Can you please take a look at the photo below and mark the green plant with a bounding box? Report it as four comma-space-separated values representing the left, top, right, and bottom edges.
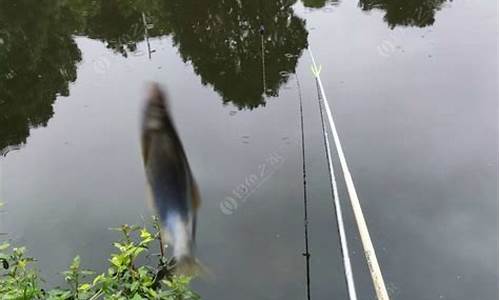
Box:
0, 244, 43, 299
0, 221, 200, 300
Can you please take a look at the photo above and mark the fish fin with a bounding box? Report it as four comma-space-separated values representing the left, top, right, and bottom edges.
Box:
145, 183, 155, 211
191, 178, 201, 210
141, 130, 151, 165
191, 176, 201, 243
192, 213, 197, 245
160, 228, 173, 247
173, 256, 210, 278
190, 178, 200, 243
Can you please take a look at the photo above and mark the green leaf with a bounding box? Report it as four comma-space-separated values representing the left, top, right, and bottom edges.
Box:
70, 255, 81, 270
130, 280, 140, 292
140, 228, 152, 240
0, 242, 10, 251
130, 293, 144, 300
78, 283, 91, 291
81, 270, 95, 276
93, 274, 105, 285
110, 255, 123, 267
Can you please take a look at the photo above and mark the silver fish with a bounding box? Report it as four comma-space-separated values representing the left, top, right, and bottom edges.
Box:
141, 83, 201, 275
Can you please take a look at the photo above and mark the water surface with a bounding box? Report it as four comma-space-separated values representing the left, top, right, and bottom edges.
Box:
0, 0, 497, 299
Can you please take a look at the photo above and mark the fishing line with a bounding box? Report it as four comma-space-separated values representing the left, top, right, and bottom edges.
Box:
314, 78, 357, 300
296, 74, 311, 300
308, 47, 390, 300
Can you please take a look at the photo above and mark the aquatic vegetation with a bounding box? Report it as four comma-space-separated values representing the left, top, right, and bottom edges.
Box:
0, 222, 200, 300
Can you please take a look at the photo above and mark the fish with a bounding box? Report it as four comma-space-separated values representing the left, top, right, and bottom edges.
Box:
141, 83, 202, 275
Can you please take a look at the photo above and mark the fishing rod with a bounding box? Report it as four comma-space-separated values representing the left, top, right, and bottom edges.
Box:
296, 74, 312, 300
314, 77, 358, 300
308, 48, 390, 300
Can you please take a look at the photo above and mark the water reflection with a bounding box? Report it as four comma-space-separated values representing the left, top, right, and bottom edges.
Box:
76, 0, 448, 111
358, 0, 447, 28
302, 0, 339, 9
80, 0, 170, 57
0, 0, 448, 154
164, 0, 308, 109
0, 0, 82, 155
68, 0, 309, 109
0, 0, 310, 155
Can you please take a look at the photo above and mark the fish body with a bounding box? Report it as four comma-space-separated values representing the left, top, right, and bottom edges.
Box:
141, 84, 201, 274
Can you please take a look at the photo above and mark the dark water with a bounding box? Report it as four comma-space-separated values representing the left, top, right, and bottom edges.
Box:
0, 0, 497, 299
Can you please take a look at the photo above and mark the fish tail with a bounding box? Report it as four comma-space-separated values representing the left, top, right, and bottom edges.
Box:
173, 255, 208, 277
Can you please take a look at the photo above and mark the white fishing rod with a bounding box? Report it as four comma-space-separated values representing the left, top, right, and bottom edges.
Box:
313, 77, 357, 300
308, 48, 390, 300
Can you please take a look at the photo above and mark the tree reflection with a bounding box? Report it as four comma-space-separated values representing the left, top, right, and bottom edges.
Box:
0, 0, 310, 155
0, 0, 449, 155
78, 0, 309, 109
0, 0, 173, 155
358, 0, 447, 28
0, 0, 82, 155
163, 0, 308, 109
302, 0, 339, 9
79, 0, 170, 57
